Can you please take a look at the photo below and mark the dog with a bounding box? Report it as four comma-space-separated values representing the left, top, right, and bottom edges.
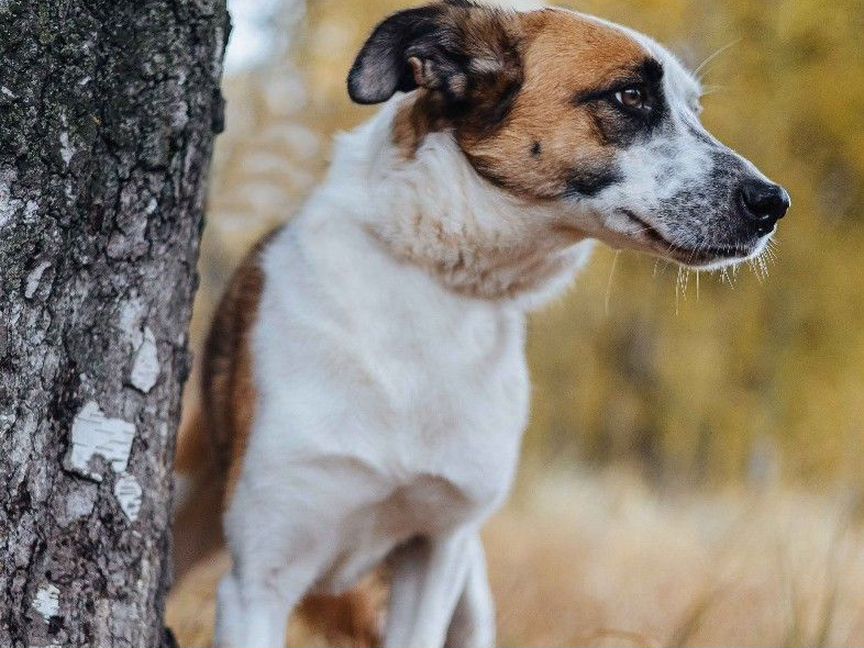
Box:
173, 2, 790, 646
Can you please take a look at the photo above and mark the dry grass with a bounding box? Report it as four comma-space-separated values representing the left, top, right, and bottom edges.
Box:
167, 468, 864, 647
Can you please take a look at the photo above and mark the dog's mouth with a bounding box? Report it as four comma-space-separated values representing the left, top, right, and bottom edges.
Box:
618, 209, 765, 269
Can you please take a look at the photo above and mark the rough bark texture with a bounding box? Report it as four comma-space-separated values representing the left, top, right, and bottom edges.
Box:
0, 1, 228, 646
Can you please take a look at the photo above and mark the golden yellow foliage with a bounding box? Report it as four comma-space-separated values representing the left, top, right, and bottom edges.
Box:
172, 2, 864, 644
195, 0, 864, 490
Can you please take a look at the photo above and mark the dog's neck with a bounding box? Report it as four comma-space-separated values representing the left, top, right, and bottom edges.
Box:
321, 96, 594, 309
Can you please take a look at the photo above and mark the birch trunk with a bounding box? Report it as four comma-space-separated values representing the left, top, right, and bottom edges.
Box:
0, 1, 228, 645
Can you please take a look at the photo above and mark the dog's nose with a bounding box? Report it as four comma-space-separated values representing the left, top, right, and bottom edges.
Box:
738, 179, 791, 235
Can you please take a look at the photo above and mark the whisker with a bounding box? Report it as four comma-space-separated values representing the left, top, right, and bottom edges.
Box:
747, 258, 764, 284
605, 250, 621, 316
694, 39, 741, 79
766, 238, 780, 264
758, 250, 771, 279
700, 84, 727, 97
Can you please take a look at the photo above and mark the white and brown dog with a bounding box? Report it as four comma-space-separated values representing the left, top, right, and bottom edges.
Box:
174, 2, 790, 647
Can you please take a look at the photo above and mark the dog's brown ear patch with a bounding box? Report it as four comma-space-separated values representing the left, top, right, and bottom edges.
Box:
348, 1, 522, 110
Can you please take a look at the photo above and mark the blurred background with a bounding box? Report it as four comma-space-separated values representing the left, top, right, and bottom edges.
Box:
168, 0, 864, 645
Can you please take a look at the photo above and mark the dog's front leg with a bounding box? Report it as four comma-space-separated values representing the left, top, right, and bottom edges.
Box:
214, 557, 320, 648
384, 531, 474, 648
445, 534, 495, 648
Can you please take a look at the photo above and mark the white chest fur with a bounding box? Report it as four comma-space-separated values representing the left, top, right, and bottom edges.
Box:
222, 98, 593, 602
227, 217, 532, 593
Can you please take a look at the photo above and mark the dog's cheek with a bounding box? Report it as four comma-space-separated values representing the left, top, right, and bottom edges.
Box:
567, 160, 625, 198
460, 113, 618, 202
613, 132, 709, 211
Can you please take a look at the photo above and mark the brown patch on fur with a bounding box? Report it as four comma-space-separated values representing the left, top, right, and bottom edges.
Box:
393, 92, 441, 158
390, 3, 525, 158
392, 8, 648, 198
173, 232, 279, 582
173, 405, 225, 581
200, 230, 278, 502
458, 10, 645, 199
174, 397, 211, 477
300, 584, 385, 648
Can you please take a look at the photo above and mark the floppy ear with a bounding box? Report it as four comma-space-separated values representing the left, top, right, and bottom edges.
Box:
347, 1, 521, 107
348, 4, 448, 105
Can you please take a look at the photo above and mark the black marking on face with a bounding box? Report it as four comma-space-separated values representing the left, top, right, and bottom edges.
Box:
563, 165, 621, 198
642, 58, 664, 85
575, 58, 669, 147
531, 141, 542, 158
459, 73, 524, 139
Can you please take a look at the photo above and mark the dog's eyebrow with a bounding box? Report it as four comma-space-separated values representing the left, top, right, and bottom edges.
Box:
572, 58, 665, 105
641, 58, 664, 83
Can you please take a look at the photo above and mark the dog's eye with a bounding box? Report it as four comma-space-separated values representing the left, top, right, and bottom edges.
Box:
614, 86, 653, 114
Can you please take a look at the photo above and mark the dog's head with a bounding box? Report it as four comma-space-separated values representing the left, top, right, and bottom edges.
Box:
348, 0, 789, 269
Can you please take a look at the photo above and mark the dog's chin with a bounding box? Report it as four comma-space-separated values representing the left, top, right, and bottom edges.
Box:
607, 209, 774, 270
660, 237, 769, 270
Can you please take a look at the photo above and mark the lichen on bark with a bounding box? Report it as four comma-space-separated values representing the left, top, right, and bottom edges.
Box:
0, 1, 228, 646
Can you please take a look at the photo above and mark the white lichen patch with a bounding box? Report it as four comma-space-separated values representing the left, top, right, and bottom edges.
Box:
64, 483, 98, 522
114, 472, 143, 522
32, 584, 60, 619
0, 166, 21, 229
0, 85, 15, 99
0, 411, 16, 434
24, 261, 51, 299
130, 327, 160, 393
118, 297, 145, 347
23, 199, 38, 222
64, 401, 136, 482
59, 131, 74, 166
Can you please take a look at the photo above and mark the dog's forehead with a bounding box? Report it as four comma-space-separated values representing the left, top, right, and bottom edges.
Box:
524, 8, 701, 105
593, 14, 703, 104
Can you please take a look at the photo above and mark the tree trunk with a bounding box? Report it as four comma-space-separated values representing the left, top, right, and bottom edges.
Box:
0, 1, 228, 646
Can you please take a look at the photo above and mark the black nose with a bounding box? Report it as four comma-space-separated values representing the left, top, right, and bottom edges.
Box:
738, 179, 791, 235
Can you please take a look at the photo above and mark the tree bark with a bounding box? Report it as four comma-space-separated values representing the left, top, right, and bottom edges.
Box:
0, 1, 228, 646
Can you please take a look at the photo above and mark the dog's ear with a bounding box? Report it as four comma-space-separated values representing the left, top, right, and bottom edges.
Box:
348, 1, 521, 107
